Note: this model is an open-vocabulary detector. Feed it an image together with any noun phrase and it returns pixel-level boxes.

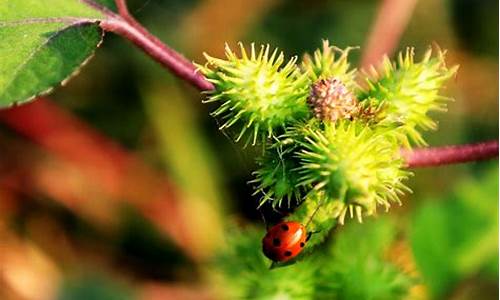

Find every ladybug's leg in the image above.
[306,230,322,242]
[258,208,270,230]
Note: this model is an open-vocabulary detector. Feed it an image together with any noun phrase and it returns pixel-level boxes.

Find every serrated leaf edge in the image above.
[0,21,104,108]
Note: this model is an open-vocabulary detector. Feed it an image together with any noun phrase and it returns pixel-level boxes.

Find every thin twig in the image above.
[115,0,131,20]
[114,0,154,39]
[100,17,213,91]
[92,0,214,90]
[402,140,498,168]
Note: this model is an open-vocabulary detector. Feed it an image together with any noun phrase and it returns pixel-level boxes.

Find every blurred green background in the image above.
[0,0,497,299]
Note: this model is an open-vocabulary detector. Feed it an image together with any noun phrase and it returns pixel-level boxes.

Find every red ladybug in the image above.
[262,221,310,262]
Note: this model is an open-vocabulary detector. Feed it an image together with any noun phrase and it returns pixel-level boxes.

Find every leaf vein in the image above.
[0,17,99,27]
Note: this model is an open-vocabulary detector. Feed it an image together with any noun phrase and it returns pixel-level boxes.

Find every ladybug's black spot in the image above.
[272,238,281,247]
[284,250,292,257]
[300,242,305,248]
[263,246,277,261]
[281,224,289,231]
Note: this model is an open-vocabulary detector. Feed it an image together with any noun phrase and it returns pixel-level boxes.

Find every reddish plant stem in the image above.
[115,0,133,21]
[100,7,213,91]
[113,0,164,50]
[402,140,498,168]
[361,0,418,68]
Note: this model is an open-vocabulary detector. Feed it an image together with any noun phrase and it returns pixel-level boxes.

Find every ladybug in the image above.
[262,221,310,262]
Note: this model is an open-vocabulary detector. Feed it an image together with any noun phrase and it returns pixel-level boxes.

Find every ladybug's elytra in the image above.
[262,221,311,262]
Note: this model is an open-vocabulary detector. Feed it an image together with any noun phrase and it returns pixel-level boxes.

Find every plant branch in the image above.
[115,0,132,20]
[402,140,498,168]
[99,0,497,168]
[100,1,214,91]
[361,0,418,68]
[114,0,155,40]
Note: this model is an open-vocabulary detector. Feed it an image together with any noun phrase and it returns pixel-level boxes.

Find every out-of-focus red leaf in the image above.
[0,99,206,260]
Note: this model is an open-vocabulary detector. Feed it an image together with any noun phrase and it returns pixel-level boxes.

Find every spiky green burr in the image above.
[359,47,458,146]
[250,138,304,209]
[302,40,358,89]
[198,43,310,145]
[198,39,458,257]
[295,121,411,224]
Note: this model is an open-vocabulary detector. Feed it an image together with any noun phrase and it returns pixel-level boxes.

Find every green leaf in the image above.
[0,0,108,107]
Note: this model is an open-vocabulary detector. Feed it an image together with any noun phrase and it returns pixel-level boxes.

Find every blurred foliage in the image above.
[316,218,413,300]
[115,207,192,280]
[209,217,413,300]
[57,274,135,300]
[450,0,499,57]
[249,0,377,59]
[411,165,499,299]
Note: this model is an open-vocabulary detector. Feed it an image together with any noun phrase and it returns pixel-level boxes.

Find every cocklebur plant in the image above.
[1,1,496,299]
[200,40,458,254]
[198,43,310,145]
[250,138,304,209]
[358,48,459,146]
[288,121,410,237]
[279,120,410,248]
[301,40,358,90]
